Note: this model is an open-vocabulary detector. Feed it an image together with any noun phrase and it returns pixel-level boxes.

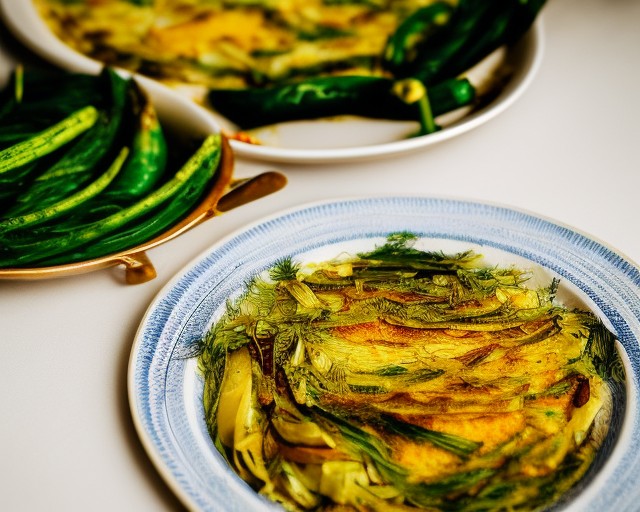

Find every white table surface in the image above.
[1,0,639,510]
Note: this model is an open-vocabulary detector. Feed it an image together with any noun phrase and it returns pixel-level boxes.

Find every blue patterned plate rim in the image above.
[128,196,640,512]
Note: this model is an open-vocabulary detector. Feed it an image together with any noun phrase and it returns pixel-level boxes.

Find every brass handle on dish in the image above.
[119,170,287,284]
[216,171,288,213]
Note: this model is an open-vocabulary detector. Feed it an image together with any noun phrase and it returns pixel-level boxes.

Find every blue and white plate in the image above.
[128,197,640,512]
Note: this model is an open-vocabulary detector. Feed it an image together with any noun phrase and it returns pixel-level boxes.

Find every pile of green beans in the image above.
[208,0,546,134]
[0,68,223,268]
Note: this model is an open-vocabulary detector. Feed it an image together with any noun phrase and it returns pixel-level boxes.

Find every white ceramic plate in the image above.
[129,196,639,512]
[0,1,543,164]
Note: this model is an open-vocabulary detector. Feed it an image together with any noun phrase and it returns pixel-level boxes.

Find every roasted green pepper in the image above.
[45,135,220,265]
[444,0,546,78]
[0,105,98,175]
[406,0,546,85]
[383,2,455,75]
[102,80,168,200]
[0,147,129,233]
[0,105,99,205]
[209,75,475,130]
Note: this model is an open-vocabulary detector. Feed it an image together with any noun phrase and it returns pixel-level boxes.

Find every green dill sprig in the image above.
[269,257,300,281]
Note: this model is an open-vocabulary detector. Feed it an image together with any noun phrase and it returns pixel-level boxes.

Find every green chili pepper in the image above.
[408,0,545,85]
[0,147,129,233]
[0,105,99,175]
[383,2,454,75]
[204,0,545,132]
[0,105,99,207]
[401,0,499,85]
[99,80,168,200]
[5,69,130,216]
[437,0,545,84]
[26,84,169,233]
[209,76,475,129]
[0,134,221,268]
[0,70,107,133]
[45,137,220,265]
[438,0,546,79]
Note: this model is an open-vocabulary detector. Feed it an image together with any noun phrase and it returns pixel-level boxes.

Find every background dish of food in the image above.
[0,0,543,163]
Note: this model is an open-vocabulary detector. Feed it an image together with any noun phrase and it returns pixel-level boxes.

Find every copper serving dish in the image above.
[0,135,286,284]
